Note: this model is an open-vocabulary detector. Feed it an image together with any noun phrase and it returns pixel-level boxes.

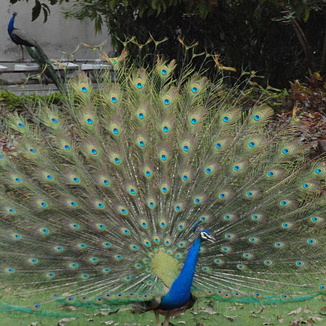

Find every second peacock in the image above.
[0,56,325,326]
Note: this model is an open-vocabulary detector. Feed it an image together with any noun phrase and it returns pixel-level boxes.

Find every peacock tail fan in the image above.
[0,54,325,320]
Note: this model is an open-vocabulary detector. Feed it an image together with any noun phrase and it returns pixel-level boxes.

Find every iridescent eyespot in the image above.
[148,201,155,208]
[253,114,261,121]
[307,239,317,245]
[122,228,130,235]
[29,258,38,263]
[182,145,189,151]
[161,186,168,193]
[145,170,152,177]
[310,216,323,223]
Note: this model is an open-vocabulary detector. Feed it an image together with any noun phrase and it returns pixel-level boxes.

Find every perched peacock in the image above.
[8,12,63,91]
[0,52,325,326]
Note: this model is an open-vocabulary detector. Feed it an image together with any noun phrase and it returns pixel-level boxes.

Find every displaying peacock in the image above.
[8,12,63,91]
[0,53,325,326]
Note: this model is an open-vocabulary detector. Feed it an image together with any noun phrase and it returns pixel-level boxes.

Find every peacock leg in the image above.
[20,44,24,60]
[162,311,171,326]
[154,310,160,326]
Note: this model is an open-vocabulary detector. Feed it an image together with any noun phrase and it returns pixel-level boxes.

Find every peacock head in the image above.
[199,230,215,243]
[13,12,17,17]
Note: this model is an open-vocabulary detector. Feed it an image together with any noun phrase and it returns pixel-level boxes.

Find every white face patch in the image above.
[200,231,215,242]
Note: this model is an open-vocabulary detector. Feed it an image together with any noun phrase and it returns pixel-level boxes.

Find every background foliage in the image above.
[9,0,326,87]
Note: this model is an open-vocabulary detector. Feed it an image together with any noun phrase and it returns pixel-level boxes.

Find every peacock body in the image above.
[0,55,325,326]
[8,12,39,48]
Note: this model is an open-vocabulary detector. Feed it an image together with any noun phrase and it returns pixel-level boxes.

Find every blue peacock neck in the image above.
[8,15,15,33]
[159,236,202,310]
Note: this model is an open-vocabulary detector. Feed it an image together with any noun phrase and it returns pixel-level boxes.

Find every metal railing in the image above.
[0,59,112,94]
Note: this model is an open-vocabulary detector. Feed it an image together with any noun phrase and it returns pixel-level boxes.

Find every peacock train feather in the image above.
[0,54,325,326]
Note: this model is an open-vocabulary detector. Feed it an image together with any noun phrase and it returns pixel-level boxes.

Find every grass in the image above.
[0,296,324,326]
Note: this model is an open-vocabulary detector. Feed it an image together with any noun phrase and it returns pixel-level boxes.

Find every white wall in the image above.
[1,1,112,61]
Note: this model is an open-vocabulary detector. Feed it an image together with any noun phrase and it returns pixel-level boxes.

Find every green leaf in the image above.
[94,14,103,32]
[32,0,41,21]
[303,8,310,22]
[41,4,50,23]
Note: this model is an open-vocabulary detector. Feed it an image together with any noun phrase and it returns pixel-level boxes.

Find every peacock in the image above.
[8,12,63,91]
[0,52,325,326]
